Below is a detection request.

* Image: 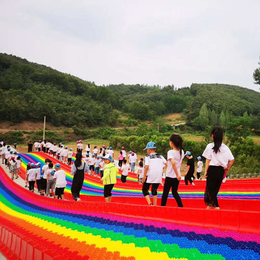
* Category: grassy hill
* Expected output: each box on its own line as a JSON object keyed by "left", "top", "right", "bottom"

{"left": 1, "top": 53, "right": 260, "bottom": 131}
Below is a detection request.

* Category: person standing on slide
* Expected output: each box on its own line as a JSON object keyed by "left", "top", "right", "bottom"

{"left": 203, "top": 126, "right": 234, "bottom": 209}
{"left": 101, "top": 154, "right": 118, "bottom": 203}
{"left": 71, "top": 152, "right": 89, "bottom": 201}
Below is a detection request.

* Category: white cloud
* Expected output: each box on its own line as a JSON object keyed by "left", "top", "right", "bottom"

{"left": 0, "top": 0, "right": 259, "bottom": 91}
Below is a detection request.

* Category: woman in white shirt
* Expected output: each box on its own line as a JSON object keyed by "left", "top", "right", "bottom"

{"left": 161, "top": 134, "right": 184, "bottom": 207}
{"left": 203, "top": 126, "right": 234, "bottom": 209}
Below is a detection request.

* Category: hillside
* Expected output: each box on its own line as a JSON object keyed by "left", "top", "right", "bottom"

{"left": 1, "top": 53, "right": 260, "bottom": 131}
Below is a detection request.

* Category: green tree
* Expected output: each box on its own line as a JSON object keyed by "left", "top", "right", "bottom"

{"left": 253, "top": 57, "right": 260, "bottom": 85}
{"left": 209, "top": 110, "right": 218, "bottom": 126}
{"left": 197, "top": 103, "right": 209, "bottom": 131}
{"left": 126, "top": 101, "right": 153, "bottom": 120}
{"left": 136, "top": 123, "right": 149, "bottom": 136}
{"left": 220, "top": 110, "right": 233, "bottom": 128}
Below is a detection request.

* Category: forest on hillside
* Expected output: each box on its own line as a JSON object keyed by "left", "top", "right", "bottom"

{"left": 1, "top": 53, "right": 260, "bottom": 136}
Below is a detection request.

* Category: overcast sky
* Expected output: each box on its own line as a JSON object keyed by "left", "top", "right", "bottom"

{"left": 0, "top": 0, "right": 260, "bottom": 91}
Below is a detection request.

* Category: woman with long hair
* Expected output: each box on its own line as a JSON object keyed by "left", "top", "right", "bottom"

{"left": 71, "top": 152, "right": 89, "bottom": 201}
{"left": 161, "top": 133, "right": 184, "bottom": 207}
{"left": 203, "top": 126, "right": 234, "bottom": 209}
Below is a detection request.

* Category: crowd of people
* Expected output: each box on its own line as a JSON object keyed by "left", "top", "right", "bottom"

{"left": 1, "top": 126, "right": 235, "bottom": 209}
{"left": 0, "top": 142, "right": 22, "bottom": 181}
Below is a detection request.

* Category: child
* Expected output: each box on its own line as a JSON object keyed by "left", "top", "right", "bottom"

{"left": 118, "top": 152, "right": 124, "bottom": 167}
{"left": 62, "top": 146, "right": 69, "bottom": 163}
{"left": 93, "top": 146, "right": 99, "bottom": 157}
{"left": 101, "top": 155, "right": 118, "bottom": 203}
{"left": 13, "top": 151, "right": 18, "bottom": 160}
{"left": 27, "top": 163, "right": 37, "bottom": 192}
{"left": 46, "top": 163, "right": 55, "bottom": 197}
{"left": 196, "top": 156, "right": 203, "bottom": 180}
{"left": 121, "top": 147, "right": 126, "bottom": 159}
{"left": 86, "top": 143, "right": 91, "bottom": 153}
{"left": 106, "top": 147, "right": 114, "bottom": 159}
{"left": 15, "top": 156, "right": 21, "bottom": 179}
{"left": 38, "top": 140, "right": 42, "bottom": 151}
{"left": 129, "top": 152, "right": 137, "bottom": 173}
{"left": 79, "top": 140, "right": 84, "bottom": 153}
{"left": 34, "top": 141, "right": 38, "bottom": 151}
{"left": 8, "top": 151, "right": 13, "bottom": 169}
{"left": 46, "top": 141, "right": 51, "bottom": 154}
{"left": 52, "top": 143, "right": 58, "bottom": 157}
{"left": 53, "top": 163, "right": 67, "bottom": 200}
{"left": 57, "top": 145, "right": 62, "bottom": 160}
{"left": 59, "top": 145, "right": 65, "bottom": 162}
{"left": 0, "top": 144, "right": 4, "bottom": 164}
{"left": 121, "top": 159, "right": 129, "bottom": 183}
{"left": 5, "top": 148, "right": 10, "bottom": 166}
{"left": 94, "top": 156, "right": 102, "bottom": 176}
{"left": 35, "top": 162, "right": 42, "bottom": 193}
{"left": 137, "top": 161, "right": 144, "bottom": 184}
{"left": 25, "top": 162, "right": 31, "bottom": 187}
{"left": 9, "top": 156, "right": 17, "bottom": 180}
{"left": 68, "top": 148, "right": 73, "bottom": 165}
{"left": 42, "top": 140, "right": 46, "bottom": 153}
{"left": 41, "top": 159, "right": 50, "bottom": 195}
{"left": 89, "top": 154, "right": 95, "bottom": 173}
{"left": 138, "top": 158, "right": 144, "bottom": 165}
{"left": 99, "top": 159, "right": 105, "bottom": 178}
{"left": 184, "top": 151, "right": 195, "bottom": 185}
{"left": 161, "top": 134, "right": 184, "bottom": 207}
{"left": 49, "top": 142, "right": 54, "bottom": 156}
{"left": 142, "top": 141, "right": 166, "bottom": 206}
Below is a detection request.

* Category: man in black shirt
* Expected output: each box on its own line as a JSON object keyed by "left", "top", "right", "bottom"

{"left": 185, "top": 151, "right": 195, "bottom": 185}
{"left": 28, "top": 140, "right": 33, "bottom": 153}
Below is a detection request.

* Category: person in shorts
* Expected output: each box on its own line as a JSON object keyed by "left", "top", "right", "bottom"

{"left": 121, "top": 159, "right": 130, "bottom": 183}
{"left": 101, "top": 154, "right": 118, "bottom": 203}
{"left": 196, "top": 156, "right": 203, "bottom": 180}
{"left": 137, "top": 161, "right": 144, "bottom": 184}
{"left": 53, "top": 163, "right": 67, "bottom": 199}
{"left": 46, "top": 163, "right": 56, "bottom": 197}
{"left": 27, "top": 163, "right": 37, "bottom": 192}
{"left": 142, "top": 141, "right": 166, "bottom": 206}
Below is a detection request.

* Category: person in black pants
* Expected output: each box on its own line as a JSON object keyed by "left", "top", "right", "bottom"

{"left": 71, "top": 152, "right": 89, "bottom": 201}
{"left": 28, "top": 141, "right": 33, "bottom": 153}
{"left": 203, "top": 126, "right": 235, "bottom": 209}
{"left": 161, "top": 133, "right": 184, "bottom": 207}
{"left": 184, "top": 151, "right": 195, "bottom": 185}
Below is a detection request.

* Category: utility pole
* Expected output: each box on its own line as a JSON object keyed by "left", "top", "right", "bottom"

{"left": 43, "top": 116, "right": 46, "bottom": 140}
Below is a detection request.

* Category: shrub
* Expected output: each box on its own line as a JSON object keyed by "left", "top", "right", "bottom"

{"left": 0, "top": 131, "right": 24, "bottom": 144}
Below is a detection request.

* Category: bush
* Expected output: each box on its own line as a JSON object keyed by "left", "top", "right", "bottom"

{"left": 93, "top": 127, "right": 117, "bottom": 139}
{"left": 72, "top": 127, "right": 92, "bottom": 139}
{"left": 28, "top": 130, "right": 64, "bottom": 143}
{"left": 0, "top": 131, "right": 24, "bottom": 144}
{"left": 109, "top": 135, "right": 206, "bottom": 158}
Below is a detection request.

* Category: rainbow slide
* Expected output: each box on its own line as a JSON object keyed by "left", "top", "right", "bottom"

{"left": 0, "top": 152, "right": 260, "bottom": 259}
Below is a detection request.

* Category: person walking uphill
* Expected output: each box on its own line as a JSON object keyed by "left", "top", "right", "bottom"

{"left": 161, "top": 134, "right": 184, "bottom": 207}
{"left": 71, "top": 152, "right": 90, "bottom": 201}
{"left": 203, "top": 126, "right": 234, "bottom": 209}
{"left": 142, "top": 141, "right": 166, "bottom": 206}
{"left": 101, "top": 154, "right": 118, "bottom": 203}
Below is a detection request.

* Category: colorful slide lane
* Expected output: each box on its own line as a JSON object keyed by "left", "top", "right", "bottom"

{"left": 1, "top": 165, "right": 260, "bottom": 260}
{"left": 17, "top": 152, "right": 260, "bottom": 203}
